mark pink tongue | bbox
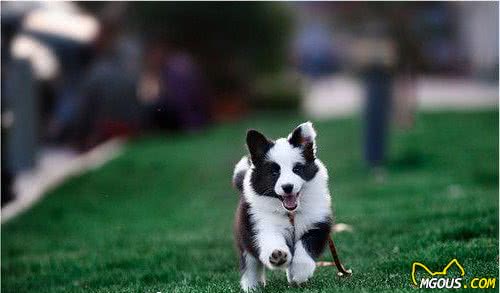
[283,195,298,210]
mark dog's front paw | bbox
[240,277,260,292]
[288,257,316,284]
[269,249,288,267]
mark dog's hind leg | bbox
[240,251,265,292]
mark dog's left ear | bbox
[288,121,317,161]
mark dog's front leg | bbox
[287,220,331,284]
[287,241,316,284]
[257,231,291,270]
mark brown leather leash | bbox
[288,212,352,277]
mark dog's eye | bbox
[270,163,280,177]
[293,164,305,174]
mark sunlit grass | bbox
[2,110,498,292]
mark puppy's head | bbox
[246,122,319,212]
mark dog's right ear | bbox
[246,129,273,164]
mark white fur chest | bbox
[249,194,331,246]
[243,161,332,244]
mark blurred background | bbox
[1,1,498,210]
[1,2,498,291]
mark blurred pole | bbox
[363,65,393,169]
[5,59,38,173]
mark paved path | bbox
[303,75,498,119]
[1,138,124,223]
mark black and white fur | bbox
[233,122,332,291]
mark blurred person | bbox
[160,49,211,131]
[390,4,427,130]
[139,42,211,132]
[292,14,338,80]
[15,3,99,143]
[72,43,141,150]
[391,19,419,130]
[1,3,26,205]
[363,63,394,180]
[137,40,168,129]
[72,3,142,150]
[350,11,397,181]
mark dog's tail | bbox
[233,156,251,192]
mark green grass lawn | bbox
[2,111,498,292]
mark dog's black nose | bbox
[281,184,294,194]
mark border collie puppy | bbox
[233,122,332,291]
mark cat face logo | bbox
[411,259,496,289]
[411,259,465,288]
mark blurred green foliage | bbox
[252,72,301,110]
[79,2,294,103]
[131,2,292,74]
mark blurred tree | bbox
[79,2,294,117]
[130,2,293,117]
[129,2,291,75]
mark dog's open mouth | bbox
[281,193,299,211]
